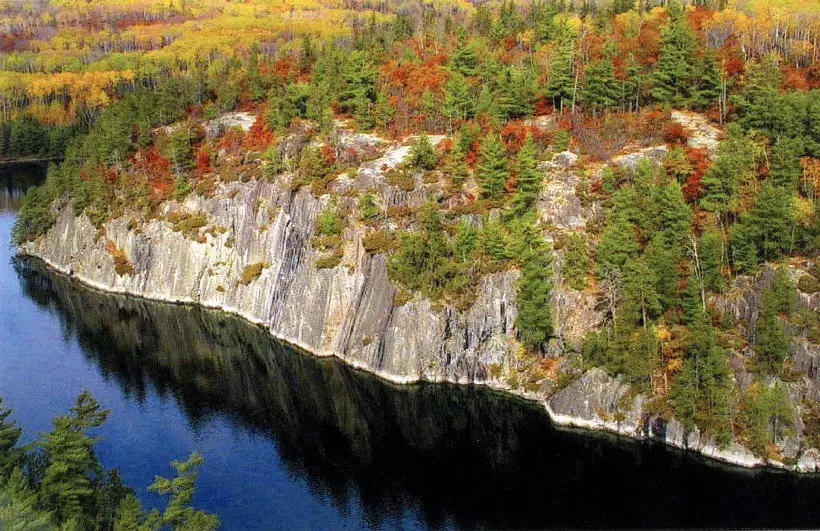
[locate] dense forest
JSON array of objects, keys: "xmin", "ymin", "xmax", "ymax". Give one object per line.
[
  {"xmin": 5, "ymin": 0, "xmax": 820, "ymax": 467},
  {"xmin": 0, "ymin": 393, "xmax": 218, "ymax": 529}
]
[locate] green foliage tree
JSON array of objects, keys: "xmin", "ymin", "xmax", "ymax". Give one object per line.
[
  {"xmin": 740, "ymin": 382, "xmax": 795, "ymax": 457},
  {"xmin": 651, "ymin": 0, "xmax": 696, "ymax": 106},
  {"xmin": 562, "ymin": 233, "xmax": 591, "ymax": 291},
  {"xmin": 38, "ymin": 391, "xmax": 110, "ymax": 524},
  {"xmin": 670, "ymin": 312, "xmax": 734, "ymax": 446},
  {"xmin": 755, "ymin": 288, "xmax": 790, "ymax": 375},
  {"xmin": 515, "ymin": 234, "xmax": 553, "ymax": 350},
  {"xmin": 145, "ymin": 453, "xmax": 219, "ymax": 530},
  {"xmin": 476, "ymin": 134, "xmax": 509, "ymax": 200},
  {"xmin": 408, "ymin": 135, "xmax": 438, "ymax": 171},
  {"xmin": 509, "ymin": 135, "xmax": 541, "ymax": 216},
  {"xmin": 0, "ymin": 398, "xmax": 22, "ymax": 479}
]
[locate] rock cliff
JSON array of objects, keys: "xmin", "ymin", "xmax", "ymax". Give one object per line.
[{"xmin": 19, "ymin": 128, "xmax": 819, "ymax": 473}]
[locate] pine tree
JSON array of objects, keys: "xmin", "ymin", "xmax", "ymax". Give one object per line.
[
  {"xmin": 651, "ymin": 1, "xmax": 696, "ymax": 106},
  {"xmin": 444, "ymin": 138, "xmax": 470, "ymax": 192},
  {"xmin": 734, "ymin": 180, "xmax": 795, "ymax": 265},
  {"xmin": 443, "ymin": 72, "xmax": 474, "ymax": 125},
  {"xmin": 0, "ymin": 397, "xmax": 22, "ymax": 478},
  {"xmin": 147, "ymin": 453, "xmax": 219, "ymax": 530},
  {"xmin": 515, "ymin": 236, "xmax": 553, "ymax": 350},
  {"xmin": 408, "ymin": 135, "xmax": 438, "ymax": 171},
  {"xmin": 546, "ymin": 32, "xmax": 575, "ymax": 112},
  {"xmin": 655, "ymin": 180, "xmax": 693, "ymax": 246},
  {"xmin": 563, "ymin": 233, "xmax": 591, "ymax": 291},
  {"xmin": 0, "ymin": 468, "xmax": 54, "ymax": 530},
  {"xmin": 476, "ymin": 134, "xmax": 509, "ymax": 200},
  {"xmin": 691, "ymin": 50, "xmax": 722, "ymax": 110},
  {"xmin": 700, "ymin": 125, "xmax": 757, "ymax": 215},
  {"xmin": 622, "ymin": 257, "xmax": 662, "ymax": 327},
  {"xmin": 450, "ymin": 30, "xmax": 478, "ymax": 76},
  {"xmin": 510, "ymin": 135, "xmax": 542, "ymax": 216},
  {"xmin": 581, "ymin": 43, "xmax": 618, "ymax": 115},
  {"xmin": 755, "ymin": 289, "xmax": 789, "ymax": 375},
  {"xmin": 597, "ymin": 214, "xmax": 640, "ymax": 270},
  {"xmin": 113, "ymin": 494, "xmax": 146, "ymax": 531},
  {"xmin": 671, "ymin": 313, "xmax": 734, "ymax": 445},
  {"xmin": 246, "ymin": 42, "xmax": 265, "ymax": 102},
  {"xmin": 733, "ymin": 53, "xmax": 783, "ymax": 133},
  {"xmin": 39, "ymin": 391, "xmax": 109, "ymax": 524}
]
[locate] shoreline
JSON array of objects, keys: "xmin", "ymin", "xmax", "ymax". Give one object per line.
[{"xmin": 18, "ymin": 250, "xmax": 816, "ymax": 475}]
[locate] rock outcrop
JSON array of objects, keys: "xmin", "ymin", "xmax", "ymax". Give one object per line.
[{"xmin": 19, "ymin": 131, "xmax": 819, "ymax": 474}]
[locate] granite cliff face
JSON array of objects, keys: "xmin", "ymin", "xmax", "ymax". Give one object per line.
[{"xmin": 18, "ymin": 122, "xmax": 819, "ymax": 473}]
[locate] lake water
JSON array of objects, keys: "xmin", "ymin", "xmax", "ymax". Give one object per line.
[{"xmin": 1, "ymin": 163, "xmax": 818, "ymax": 529}]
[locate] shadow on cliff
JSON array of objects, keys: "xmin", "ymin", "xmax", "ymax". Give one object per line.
[{"xmin": 14, "ymin": 258, "xmax": 820, "ymax": 529}]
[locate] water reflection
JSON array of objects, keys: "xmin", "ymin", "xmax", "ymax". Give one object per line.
[
  {"xmin": 14, "ymin": 258, "xmax": 820, "ymax": 529},
  {"xmin": 0, "ymin": 162, "xmax": 48, "ymax": 212}
]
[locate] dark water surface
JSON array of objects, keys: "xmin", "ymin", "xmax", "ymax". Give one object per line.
[{"xmin": 1, "ymin": 163, "xmax": 818, "ymax": 529}]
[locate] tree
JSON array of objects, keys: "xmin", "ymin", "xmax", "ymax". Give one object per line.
[
  {"xmin": 671, "ymin": 313, "xmax": 734, "ymax": 445},
  {"xmin": 581, "ymin": 43, "xmax": 618, "ymax": 115},
  {"xmin": 740, "ymin": 382, "xmax": 795, "ymax": 457},
  {"xmin": 408, "ymin": 135, "xmax": 438, "ymax": 171},
  {"xmin": 732, "ymin": 181, "xmax": 795, "ymax": 269},
  {"xmin": 39, "ymin": 391, "xmax": 110, "ymax": 524},
  {"xmin": 476, "ymin": 134, "xmax": 509, "ymax": 200},
  {"xmin": 146, "ymin": 453, "xmax": 219, "ymax": 530},
  {"xmin": 755, "ymin": 288, "xmax": 789, "ymax": 375},
  {"xmin": 0, "ymin": 398, "xmax": 22, "ymax": 479},
  {"xmin": 443, "ymin": 72, "xmax": 474, "ymax": 125},
  {"xmin": 444, "ymin": 138, "xmax": 470, "ymax": 192},
  {"xmin": 700, "ymin": 125, "xmax": 757, "ymax": 216},
  {"xmin": 562, "ymin": 233, "xmax": 591, "ymax": 291},
  {"xmin": 546, "ymin": 32, "xmax": 575, "ymax": 112},
  {"xmin": 622, "ymin": 257, "xmax": 662, "ymax": 327},
  {"xmin": 596, "ymin": 214, "xmax": 640, "ymax": 271},
  {"xmin": 510, "ymin": 135, "xmax": 542, "ymax": 216},
  {"xmin": 691, "ymin": 50, "xmax": 722, "ymax": 111},
  {"xmin": 450, "ymin": 31, "xmax": 478, "ymax": 77},
  {"xmin": 651, "ymin": 1, "xmax": 696, "ymax": 106},
  {"xmin": 0, "ymin": 468, "xmax": 54, "ymax": 530},
  {"xmin": 516, "ymin": 235, "xmax": 553, "ymax": 350}
]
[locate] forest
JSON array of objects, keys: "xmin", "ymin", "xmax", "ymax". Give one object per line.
[{"xmin": 5, "ymin": 0, "xmax": 820, "ymax": 465}]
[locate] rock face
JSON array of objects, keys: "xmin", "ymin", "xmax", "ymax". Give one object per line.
[
  {"xmin": 22, "ymin": 183, "xmax": 518, "ymax": 385},
  {"xmin": 19, "ymin": 134, "xmax": 818, "ymax": 473}
]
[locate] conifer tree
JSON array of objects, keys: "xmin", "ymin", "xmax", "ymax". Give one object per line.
[
  {"xmin": 622, "ymin": 257, "xmax": 662, "ymax": 327},
  {"xmin": 582, "ymin": 43, "xmax": 618, "ymax": 115},
  {"xmin": 444, "ymin": 138, "xmax": 470, "ymax": 192},
  {"xmin": 651, "ymin": 1, "xmax": 696, "ymax": 106},
  {"xmin": 510, "ymin": 135, "xmax": 542, "ymax": 216},
  {"xmin": 756, "ymin": 289, "xmax": 789, "ymax": 375},
  {"xmin": 515, "ymin": 232, "xmax": 553, "ymax": 350},
  {"xmin": 450, "ymin": 29, "xmax": 479, "ymax": 77},
  {"xmin": 546, "ymin": 32, "xmax": 575, "ymax": 112},
  {"xmin": 146, "ymin": 453, "xmax": 220, "ymax": 530},
  {"xmin": 476, "ymin": 134, "xmax": 509, "ymax": 200},
  {"xmin": 443, "ymin": 72, "xmax": 474, "ymax": 125},
  {"xmin": 39, "ymin": 391, "xmax": 110, "ymax": 524},
  {"xmin": 691, "ymin": 50, "xmax": 722, "ymax": 110},
  {"xmin": 0, "ymin": 397, "xmax": 22, "ymax": 479}
]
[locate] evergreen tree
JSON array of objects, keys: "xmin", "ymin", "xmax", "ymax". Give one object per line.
[
  {"xmin": 581, "ymin": 43, "xmax": 618, "ymax": 115},
  {"xmin": 755, "ymin": 288, "xmax": 789, "ymax": 375},
  {"xmin": 701, "ymin": 125, "xmax": 757, "ymax": 215},
  {"xmin": 733, "ymin": 53, "xmax": 783, "ymax": 134},
  {"xmin": 39, "ymin": 391, "xmax": 109, "ymax": 524},
  {"xmin": 740, "ymin": 382, "xmax": 795, "ymax": 457},
  {"xmin": 408, "ymin": 135, "xmax": 438, "ymax": 171},
  {"xmin": 733, "ymin": 180, "xmax": 794, "ymax": 267},
  {"xmin": 671, "ymin": 313, "xmax": 734, "ymax": 445},
  {"xmin": 691, "ymin": 50, "xmax": 722, "ymax": 110},
  {"xmin": 597, "ymin": 214, "xmax": 640, "ymax": 271},
  {"xmin": 476, "ymin": 134, "xmax": 509, "ymax": 200},
  {"xmin": 563, "ymin": 232, "xmax": 592, "ymax": 291},
  {"xmin": 622, "ymin": 257, "xmax": 662, "ymax": 327},
  {"xmin": 146, "ymin": 453, "xmax": 219, "ymax": 530},
  {"xmin": 515, "ymin": 235, "xmax": 553, "ymax": 350},
  {"xmin": 651, "ymin": 1, "xmax": 696, "ymax": 106},
  {"xmin": 546, "ymin": 32, "xmax": 575, "ymax": 112},
  {"xmin": 510, "ymin": 135, "xmax": 542, "ymax": 216},
  {"xmin": 246, "ymin": 42, "xmax": 265, "ymax": 102},
  {"xmin": 0, "ymin": 398, "xmax": 22, "ymax": 479},
  {"xmin": 699, "ymin": 230, "xmax": 724, "ymax": 293},
  {"xmin": 0, "ymin": 468, "xmax": 54, "ymax": 530},
  {"xmin": 450, "ymin": 30, "xmax": 479, "ymax": 76},
  {"xmin": 444, "ymin": 138, "xmax": 470, "ymax": 192},
  {"xmin": 443, "ymin": 72, "xmax": 474, "ymax": 125},
  {"xmin": 769, "ymin": 267, "xmax": 796, "ymax": 316}
]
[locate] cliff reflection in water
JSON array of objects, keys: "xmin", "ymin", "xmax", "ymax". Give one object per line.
[{"xmin": 15, "ymin": 258, "xmax": 820, "ymax": 529}]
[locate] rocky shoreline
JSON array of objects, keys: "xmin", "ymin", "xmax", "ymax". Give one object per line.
[{"xmin": 19, "ymin": 206, "xmax": 819, "ymax": 473}]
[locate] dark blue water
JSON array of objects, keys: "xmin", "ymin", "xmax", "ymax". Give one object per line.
[{"xmin": 1, "ymin": 163, "xmax": 819, "ymax": 529}]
